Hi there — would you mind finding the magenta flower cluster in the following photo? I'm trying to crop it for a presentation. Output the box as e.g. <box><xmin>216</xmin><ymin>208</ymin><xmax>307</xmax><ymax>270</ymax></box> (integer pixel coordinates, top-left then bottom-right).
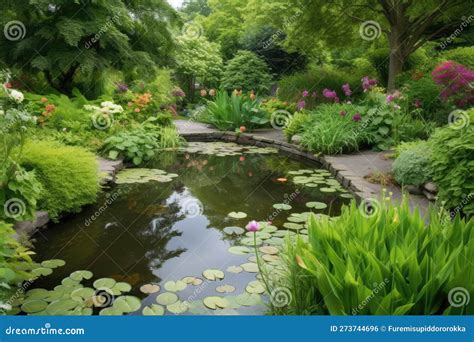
<box><xmin>432</xmin><ymin>61</ymin><xmax>474</xmax><ymax>108</ymax></box>
<box><xmin>322</xmin><ymin>88</ymin><xmax>340</xmax><ymax>103</ymax></box>
<box><xmin>342</xmin><ymin>83</ymin><xmax>352</xmax><ymax>97</ymax></box>
<box><xmin>361</xmin><ymin>76</ymin><xmax>377</xmax><ymax>92</ymax></box>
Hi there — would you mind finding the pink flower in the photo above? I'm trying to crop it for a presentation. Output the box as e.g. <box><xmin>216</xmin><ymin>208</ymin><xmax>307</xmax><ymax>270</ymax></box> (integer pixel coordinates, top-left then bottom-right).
<box><xmin>297</xmin><ymin>100</ymin><xmax>306</xmax><ymax>110</ymax></box>
<box><xmin>246</xmin><ymin>220</ymin><xmax>260</xmax><ymax>232</ymax></box>
<box><xmin>414</xmin><ymin>99</ymin><xmax>422</xmax><ymax>108</ymax></box>
<box><xmin>352</xmin><ymin>113</ymin><xmax>362</xmax><ymax>122</ymax></box>
<box><xmin>302</xmin><ymin>90</ymin><xmax>309</xmax><ymax>97</ymax></box>
<box><xmin>386</xmin><ymin>95</ymin><xmax>395</xmax><ymax>103</ymax></box>
<box><xmin>322</xmin><ymin>88</ymin><xmax>337</xmax><ymax>99</ymax></box>
<box><xmin>339</xmin><ymin>110</ymin><xmax>346</xmax><ymax>117</ymax></box>
<box><xmin>361</xmin><ymin>76</ymin><xmax>377</xmax><ymax>92</ymax></box>
<box><xmin>342</xmin><ymin>83</ymin><xmax>352</xmax><ymax>97</ymax></box>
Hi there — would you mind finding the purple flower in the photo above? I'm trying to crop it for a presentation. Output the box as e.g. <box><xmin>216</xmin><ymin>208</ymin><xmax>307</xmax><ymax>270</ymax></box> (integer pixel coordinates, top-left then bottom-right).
<box><xmin>302</xmin><ymin>90</ymin><xmax>309</xmax><ymax>97</ymax></box>
<box><xmin>352</xmin><ymin>113</ymin><xmax>362</xmax><ymax>122</ymax></box>
<box><xmin>342</xmin><ymin>83</ymin><xmax>352</xmax><ymax>97</ymax></box>
<box><xmin>361</xmin><ymin>76</ymin><xmax>377</xmax><ymax>92</ymax></box>
<box><xmin>116</xmin><ymin>83</ymin><xmax>128</xmax><ymax>93</ymax></box>
<box><xmin>386</xmin><ymin>95</ymin><xmax>395</xmax><ymax>103</ymax></box>
<box><xmin>339</xmin><ymin>110</ymin><xmax>346</xmax><ymax>116</ymax></box>
<box><xmin>322</xmin><ymin>88</ymin><xmax>337</xmax><ymax>99</ymax></box>
<box><xmin>246</xmin><ymin>220</ymin><xmax>260</xmax><ymax>232</ymax></box>
<box><xmin>297</xmin><ymin>100</ymin><xmax>306</xmax><ymax>110</ymax></box>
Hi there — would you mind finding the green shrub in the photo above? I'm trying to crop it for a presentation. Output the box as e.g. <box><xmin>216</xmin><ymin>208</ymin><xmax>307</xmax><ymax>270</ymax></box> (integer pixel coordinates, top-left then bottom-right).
<box><xmin>300</xmin><ymin>104</ymin><xmax>370</xmax><ymax>154</ymax></box>
<box><xmin>284</xmin><ymin>112</ymin><xmax>311</xmax><ymax>142</ymax></box>
<box><xmin>429</xmin><ymin>109</ymin><xmax>474</xmax><ymax>217</ymax></box>
<box><xmin>202</xmin><ymin>90</ymin><xmax>269</xmax><ymax>131</ymax></box>
<box><xmin>20</xmin><ymin>140</ymin><xmax>100</xmax><ymax>220</ymax></box>
<box><xmin>393</xmin><ymin>141</ymin><xmax>432</xmax><ymax>186</ymax></box>
<box><xmin>221</xmin><ymin>51</ymin><xmax>272</xmax><ymax>94</ymax></box>
<box><xmin>438</xmin><ymin>47</ymin><xmax>474</xmax><ymax>68</ymax></box>
<box><xmin>274</xmin><ymin>199</ymin><xmax>474</xmax><ymax>315</ymax></box>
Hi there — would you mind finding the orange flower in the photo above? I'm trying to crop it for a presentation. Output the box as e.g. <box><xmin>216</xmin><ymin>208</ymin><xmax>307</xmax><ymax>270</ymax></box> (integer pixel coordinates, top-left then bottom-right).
<box><xmin>40</xmin><ymin>97</ymin><xmax>48</xmax><ymax>103</ymax></box>
<box><xmin>45</xmin><ymin>104</ymin><xmax>55</xmax><ymax>113</ymax></box>
<box><xmin>249</xmin><ymin>90</ymin><xmax>256</xmax><ymax>101</ymax></box>
<box><xmin>134</xmin><ymin>108</ymin><xmax>141</xmax><ymax>113</ymax></box>
<box><xmin>239</xmin><ymin>126</ymin><xmax>246</xmax><ymax>133</ymax></box>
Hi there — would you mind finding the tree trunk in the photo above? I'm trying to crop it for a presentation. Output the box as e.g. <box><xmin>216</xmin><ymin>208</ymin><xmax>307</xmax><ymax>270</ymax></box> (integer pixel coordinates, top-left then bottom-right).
<box><xmin>44</xmin><ymin>64</ymin><xmax>78</xmax><ymax>95</ymax></box>
<box><xmin>387</xmin><ymin>16</ymin><xmax>406</xmax><ymax>91</ymax></box>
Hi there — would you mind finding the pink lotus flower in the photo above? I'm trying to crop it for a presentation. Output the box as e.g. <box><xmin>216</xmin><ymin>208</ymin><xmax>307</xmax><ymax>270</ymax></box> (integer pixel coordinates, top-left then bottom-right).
<box><xmin>342</xmin><ymin>83</ymin><xmax>352</xmax><ymax>97</ymax></box>
<box><xmin>246</xmin><ymin>220</ymin><xmax>260</xmax><ymax>232</ymax></box>
<box><xmin>302</xmin><ymin>90</ymin><xmax>309</xmax><ymax>97</ymax></box>
<box><xmin>352</xmin><ymin>113</ymin><xmax>362</xmax><ymax>122</ymax></box>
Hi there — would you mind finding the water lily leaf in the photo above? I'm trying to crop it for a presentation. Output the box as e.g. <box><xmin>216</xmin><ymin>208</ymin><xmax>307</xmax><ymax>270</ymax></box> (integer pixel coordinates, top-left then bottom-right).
<box><xmin>156</xmin><ymin>292</ymin><xmax>178</xmax><ymax>306</ymax></box>
<box><xmin>21</xmin><ymin>299</ymin><xmax>48</xmax><ymax>313</ymax></box>
<box><xmin>223</xmin><ymin>226</ymin><xmax>245</xmax><ymax>235</ymax></box>
<box><xmin>203</xmin><ymin>269</ymin><xmax>224</xmax><ymax>281</ymax></box>
<box><xmin>164</xmin><ymin>280</ymin><xmax>187</xmax><ymax>292</ymax></box>
<box><xmin>70</xmin><ymin>270</ymin><xmax>93</xmax><ymax>282</ymax></box>
<box><xmin>266</xmin><ymin>237</ymin><xmax>285</xmax><ymax>246</ymax></box>
<box><xmin>245</xmin><ymin>231</ymin><xmax>271</xmax><ymax>239</ymax></box>
<box><xmin>41</xmin><ymin>259</ymin><xmax>65</xmax><ymax>269</ymax></box>
<box><xmin>140</xmin><ymin>284</ymin><xmax>160</xmax><ymax>294</ymax></box>
<box><xmin>142</xmin><ymin>304</ymin><xmax>164</xmax><ymax>316</ymax></box>
<box><xmin>263</xmin><ymin>254</ymin><xmax>280</xmax><ymax>263</ymax></box>
<box><xmin>340</xmin><ymin>193</ymin><xmax>353</xmax><ymax>199</ymax></box>
<box><xmin>240</xmin><ymin>262</ymin><xmax>259</xmax><ymax>273</ymax></box>
<box><xmin>235</xmin><ymin>293</ymin><xmax>261</xmax><ymax>306</ymax></box>
<box><xmin>182</xmin><ymin>277</ymin><xmax>203</xmax><ymax>286</ymax></box>
<box><xmin>47</xmin><ymin>299</ymin><xmax>80</xmax><ymax>314</ymax></box>
<box><xmin>99</xmin><ymin>307</ymin><xmax>123</xmax><ymax>316</ymax></box>
<box><xmin>25</xmin><ymin>288</ymin><xmax>49</xmax><ymax>300</ymax></box>
<box><xmin>71</xmin><ymin>287</ymin><xmax>95</xmax><ymax>301</ymax></box>
<box><xmin>240</xmin><ymin>237</ymin><xmax>262</xmax><ymax>246</ymax></box>
<box><xmin>203</xmin><ymin>296</ymin><xmax>229</xmax><ymax>310</ymax></box>
<box><xmin>111</xmin><ymin>282</ymin><xmax>132</xmax><ymax>295</ymax></box>
<box><xmin>112</xmin><ymin>296</ymin><xmax>141</xmax><ymax>313</ymax></box>
<box><xmin>93</xmin><ymin>278</ymin><xmax>116</xmax><ymax>290</ymax></box>
<box><xmin>32</xmin><ymin>267</ymin><xmax>53</xmax><ymax>277</ymax></box>
<box><xmin>61</xmin><ymin>277</ymin><xmax>80</xmax><ymax>287</ymax></box>
<box><xmin>226</xmin><ymin>266</ymin><xmax>243</xmax><ymax>274</ymax></box>
<box><xmin>228</xmin><ymin>246</ymin><xmax>250</xmax><ymax>255</ymax></box>
<box><xmin>216</xmin><ymin>285</ymin><xmax>236</xmax><ymax>293</ymax></box>
<box><xmin>306</xmin><ymin>202</ymin><xmax>328</xmax><ymax>209</ymax></box>
<box><xmin>287</xmin><ymin>216</ymin><xmax>307</xmax><ymax>223</ymax></box>
<box><xmin>260</xmin><ymin>224</ymin><xmax>278</xmax><ymax>233</ymax></box>
<box><xmin>227</xmin><ymin>211</ymin><xmax>247</xmax><ymax>219</ymax></box>
<box><xmin>246</xmin><ymin>280</ymin><xmax>266</xmax><ymax>294</ymax></box>
<box><xmin>283</xmin><ymin>222</ymin><xmax>303</xmax><ymax>230</ymax></box>
<box><xmin>259</xmin><ymin>246</ymin><xmax>279</xmax><ymax>255</ymax></box>
<box><xmin>167</xmin><ymin>300</ymin><xmax>189</xmax><ymax>314</ymax></box>
<box><xmin>272</xmin><ymin>203</ymin><xmax>292</xmax><ymax>210</ymax></box>
<box><xmin>248</xmin><ymin>255</ymin><xmax>257</xmax><ymax>263</ymax></box>
<box><xmin>320</xmin><ymin>187</ymin><xmax>337</xmax><ymax>193</ymax></box>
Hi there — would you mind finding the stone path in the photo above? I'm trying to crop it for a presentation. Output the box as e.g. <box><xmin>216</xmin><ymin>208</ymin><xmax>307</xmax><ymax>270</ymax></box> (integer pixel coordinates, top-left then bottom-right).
<box><xmin>174</xmin><ymin>119</ymin><xmax>431</xmax><ymax>216</ymax></box>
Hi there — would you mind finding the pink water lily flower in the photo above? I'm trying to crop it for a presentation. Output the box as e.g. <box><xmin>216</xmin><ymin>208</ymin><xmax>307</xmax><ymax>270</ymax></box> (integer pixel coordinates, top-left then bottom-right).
<box><xmin>246</xmin><ymin>220</ymin><xmax>260</xmax><ymax>232</ymax></box>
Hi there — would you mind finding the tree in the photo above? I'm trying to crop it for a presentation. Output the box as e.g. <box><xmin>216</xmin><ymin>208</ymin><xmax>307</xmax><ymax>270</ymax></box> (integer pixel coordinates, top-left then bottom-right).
<box><xmin>174</xmin><ymin>35</ymin><xmax>223</xmax><ymax>101</ymax></box>
<box><xmin>245</xmin><ymin>0</ymin><xmax>472</xmax><ymax>90</ymax></box>
<box><xmin>0</xmin><ymin>0</ymin><xmax>177</xmax><ymax>95</ymax></box>
<box><xmin>181</xmin><ymin>0</ymin><xmax>211</xmax><ymax>17</ymax></box>
<box><xmin>221</xmin><ymin>50</ymin><xmax>273</xmax><ymax>93</ymax></box>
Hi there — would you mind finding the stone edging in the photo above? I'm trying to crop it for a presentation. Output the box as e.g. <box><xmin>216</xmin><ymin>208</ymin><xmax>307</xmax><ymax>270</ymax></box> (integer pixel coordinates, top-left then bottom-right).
<box><xmin>181</xmin><ymin>131</ymin><xmax>376</xmax><ymax>204</ymax></box>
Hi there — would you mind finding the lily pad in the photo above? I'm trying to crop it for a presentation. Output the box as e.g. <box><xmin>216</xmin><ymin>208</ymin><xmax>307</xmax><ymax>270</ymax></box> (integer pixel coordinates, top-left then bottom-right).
<box><xmin>111</xmin><ymin>282</ymin><xmax>132</xmax><ymax>295</ymax></box>
<box><xmin>47</xmin><ymin>298</ymin><xmax>81</xmax><ymax>314</ymax></box>
<box><xmin>112</xmin><ymin>296</ymin><xmax>141</xmax><ymax>313</ymax></box>
<box><xmin>71</xmin><ymin>287</ymin><xmax>95</xmax><ymax>301</ymax></box>
<box><xmin>306</xmin><ymin>202</ymin><xmax>328</xmax><ymax>210</ymax></box>
<box><xmin>182</xmin><ymin>277</ymin><xmax>203</xmax><ymax>286</ymax></box>
<box><xmin>266</xmin><ymin>237</ymin><xmax>285</xmax><ymax>246</ymax></box>
<box><xmin>223</xmin><ymin>226</ymin><xmax>245</xmax><ymax>235</ymax></box>
<box><xmin>259</xmin><ymin>246</ymin><xmax>279</xmax><ymax>255</ymax></box>
<box><xmin>140</xmin><ymin>284</ymin><xmax>160</xmax><ymax>294</ymax></box>
<box><xmin>203</xmin><ymin>296</ymin><xmax>229</xmax><ymax>310</ymax></box>
<box><xmin>272</xmin><ymin>203</ymin><xmax>292</xmax><ymax>210</ymax></box>
<box><xmin>164</xmin><ymin>280</ymin><xmax>187</xmax><ymax>292</ymax></box>
<box><xmin>263</xmin><ymin>254</ymin><xmax>280</xmax><ymax>263</ymax></box>
<box><xmin>227</xmin><ymin>211</ymin><xmax>247</xmax><ymax>219</ymax></box>
<box><xmin>99</xmin><ymin>307</ymin><xmax>123</xmax><ymax>316</ymax></box>
<box><xmin>235</xmin><ymin>293</ymin><xmax>261</xmax><ymax>306</ymax></box>
<box><xmin>32</xmin><ymin>267</ymin><xmax>53</xmax><ymax>277</ymax></box>
<box><xmin>216</xmin><ymin>285</ymin><xmax>236</xmax><ymax>293</ymax></box>
<box><xmin>203</xmin><ymin>269</ymin><xmax>225</xmax><ymax>281</ymax></box>
<box><xmin>25</xmin><ymin>288</ymin><xmax>49</xmax><ymax>300</ymax></box>
<box><xmin>70</xmin><ymin>270</ymin><xmax>93</xmax><ymax>282</ymax></box>
<box><xmin>167</xmin><ymin>300</ymin><xmax>189</xmax><ymax>314</ymax></box>
<box><xmin>245</xmin><ymin>231</ymin><xmax>271</xmax><ymax>239</ymax></box>
<box><xmin>340</xmin><ymin>193</ymin><xmax>353</xmax><ymax>199</ymax></box>
<box><xmin>156</xmin><ymin>292</ymin><xmax>178</xmax><ymax>306</ymax></box>
<box><xmin>240</xmin><ymin>237</ymin><xmax>262</xmax><ymax>246</ymax></box>
<box><xmin>228</xmin><ymin>246</ymin><xmax>250</xmax><ymax>255</ymax></box>
<box><xmin>283</xmin><ymin>222</ymin><xmax>303</xmax><ymax>230</ymax></box>
<box><xmin>240</xmin><ymin>262</ymin><xmax>259</xmax><ymax>273</ymax></box>
<box><xmin>93</xmin><ymin>278</ymin><xmax>116</xmax><ymax>290</ymax></box>
<box><xmin>320</xmin><ymin>187</ymin><xmax>337</xmax><ymax>193</ymax></box>
<box><xmin>41</xmin><ymin>259</ymin><xmax>65</xmax><ymax>269</ymax></box>
<box><xmin>246</xmin><ymin>280</ymin><xmax>266</xmax><ymax>294</ymax></box>
<box><xmin>21</xmin><ymin>299</ymin><xmax>48</xmax><ymax>313</ymax></box>
<box><xmin>226</xmin><ymin>266</ymin><xmax>243</xmax><ymax>274</ymax></box>
<box><xmin>142</xmin><ymin>304</ymin><xmax>165</xmax><ymax>316</ymax></box>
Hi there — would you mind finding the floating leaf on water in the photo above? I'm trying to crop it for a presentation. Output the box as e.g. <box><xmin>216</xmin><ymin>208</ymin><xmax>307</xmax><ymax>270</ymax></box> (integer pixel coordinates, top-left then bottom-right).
<box><xmin>40</xmin><ymin>259</ymin><xmax>65</xmax><ymax>269</ymax></box>
<box><xmin>266</xmin><ymin>237</ymin><xmax>285</xmax><ymax>246</ymax></box>
<box><xmin>226</xmin><ymin>266</ymin><xmax>243</xmax><ymax>274</ymax></box>
<box><xmin>181</xmin><ymin>277</ymin><xmax>203</xmax><ymax>286</ymax></box>
<box><xmin>99</xmin><ymin>307</ymin><xmax>123</xmax><ymax>316</ymax></box>
<box><xmin>167</xmin><ymin>300</ymin><xmax>189</xmax><ymax>314</ymax></box>
<box><xmin>246</xmin><ymin>280</ymin><xmax>266</xmax><ymax>294</ymax></box>
<box><xmin>240</xmin><ymin>237</ymin><xmax>262</xmax><ymax>246</ymax></box>
<box><xmin>21</xmin><ymin>299</ymin><xmax>48</xmax><ymax>313</ymax></box>
<box><xmin>25</xmin><ymin>288</ymin><xmax>49</xmax><ymax>300</ymax></box>
<box><xmin>143</xmin><ymin>304</ymin><xmax>165</xmax><ymax>316</ymax></box>
<box><xmin>61</xmin><ymin>277</ymin><xmax>80</xmax><ymax>287</ymax></box>
<box><xmin>115</xmin><ymin>168</ymin><xmax>177</xmax><ymax>184</ymax></box>
<box><xmin>112</xmin><ymin>296</ymin><xmax>141</xmax><ymax>313</ymax></box>
<box><xmin>32</xmin><ymin>267</ymin><xmax>53</xmax><ymax>277</ymax></box>
<box><xmin>71</xmin><ymin>287</ymin><xmax>95</xmax><ymax>301</ymax></box>
<box><xmin>305</xmin><ymin>202</ymin><xmax>328</xmax><ymax>210</ymax></box>
<box><xmin>259</xmin><ymin>246</ymin><xmax>279</xmax><ymax>255</ymax></box>
<box><xmin>140</xmin><ymin>284</ymin><xmax>160</xmax><ymax>294</ymax></box>
<box><xmin>240</xmin><ymin>262</ymin><xmax>259</xmax><ymax>273</ymax></box>
<box><xmin>247</xmin><ymin>255</ymin><xmax>257</xmax><ymax>263</ymax></box>
<box><xmin>156</xmin><ymin>292</ymin><xmax>178</xmax><ymax>306</ymax></box>
<box><xmin>69</xmin><ymin>270</ymin><xmax>93</xmax><ymax>282</ymax></box>
<box><xmin>260</xmin><ymin>224</ymin><xmax>278</xmax><ymax>233</ymax></box>
<box><xmin>164</xmin><ymin>280</ymin><xmax>187</xmax><ymax>292</ymax></box>
<box><xmin>203</xmin><ymin>269</ymin><xmax>224</xmax><ymax>281</ymax></box>
<box><xmin>111</xmin><ymin>282</ymin><xmax>132</xmax><ymax>295</ymax></box>
<box><xmin>245</xmin><ymin>231</ymin><xmax>271</xmax><ymax>240</ymax></box>
<box><xmin>216</xmin><ymin>285</ymin><xmax>236</xmax><ymax>293</ymax></box>
<box><xmin>203</xmin><ymin>296</ymin><xmax>229</xmax><ymax>310</ymax></box>
<box><xmin>320</xmin><ymin>187</ymin><xmax>337</xmax><ymax>193</ymax></box>
<box><xmin>287</xmin><ymin>216</ymin><xmax>306</xmax><ymax>223</ymax></box>
<box><xmin>227</xmin><ymin>212</ymin><xmax>247</xmax><ymax>219</ymax></box>
<box><xmin>223</xmin><ymin>226</ymin><xmax>245</xmax><ymax>235</ymax></box>
<box><xmin>272</xmin><ymin>203</ymin><xmax>292</xmax><ymax>210</ymax></box>
<box><xmin>283</xmin><ymin>222</ymin><xmax>303</xmax><ymax>230</ymax></box>
<box><xmin>93</xmin><ymin>278</ymin><xmax>116</xmax><ymax>290</ymax></box>
<box><xmin>228</xmin><ymin>246</ymin><xmax>250</xmax><ymax>255</ymax></box>
<box><xmin>47</xmin><ymin>298</ymin><xmax>81</xmax><ymax>314</ymax></box>
<box><xmin>262</xmin><ymin>254</ymin><xmax>279</xmax><ymax>263</ymax></box>
<box><xmin>235</xmin><ymin>293</ymin><xmax>262</xmax><ymax>306</ymax></box>
<box><xmin>340</xmin><ymin>193</ymin><xmax>353</xmax><ymax>199</ymax></box>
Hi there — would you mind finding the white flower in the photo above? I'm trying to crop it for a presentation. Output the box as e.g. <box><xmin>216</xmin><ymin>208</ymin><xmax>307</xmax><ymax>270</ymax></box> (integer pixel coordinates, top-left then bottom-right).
<box><xmin>9</xmin><ymin>89</ymin><xmax>24</xmax><ymax>103</ymax></box>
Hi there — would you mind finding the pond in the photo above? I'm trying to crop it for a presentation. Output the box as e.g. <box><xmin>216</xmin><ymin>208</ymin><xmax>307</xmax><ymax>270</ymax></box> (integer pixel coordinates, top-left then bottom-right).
<box><xmin>29</xmin><ymin>142</ymin><xmax>352</xmax><ymax>316</ymax></box>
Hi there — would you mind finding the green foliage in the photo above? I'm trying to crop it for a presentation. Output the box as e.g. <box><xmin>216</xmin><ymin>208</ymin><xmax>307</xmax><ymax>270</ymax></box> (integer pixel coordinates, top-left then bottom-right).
<box><xmin>429</xmin><ymin>110</ymin><xmax>474</xmax><ymax>217</ymax></box>
<box><xmin>202</xmin><ymin>90</ymin><xmax>269</xmax><ymax>131</ymax></box>
<box><xmin>156</xmin><ymin>126</ymin><xmax>185</xmax><ymax>149</ymax></box>
<box><xmin>438</xmin><ymin>47</ymin><xmax>474</xmax><ymax>68</ymax></box>
<box><xmin>393</xmin><ymin>141</ymin><xmax>433</xmax><ymax>186</ymax></box>
<box><xmin>283</xmin><ymin>112</ymin><xmax>311</xmax><ymax>142</ymax></box>
<box><xmin>221</xmin><ymin>51</ymin><xmax>272</xmax><ymax>94</ymax></box>
<box><xmin>260</xmin><ymin>98</ymin><xmax>297</xmax><ymax>116</ymax></box>
<box><xmin>300</xmin><ymin>104</ymin><xmax>369</xmax><ymax>154</ymax></box>
<box><xmin>20</xmin><ymin>140</ymin><xmax>100</xmax><ymax>220</ymax></box>
<box><xmin>276</xmin><ymin>199</ymin><xmax>474</xmax><ymax>315</ymax></box>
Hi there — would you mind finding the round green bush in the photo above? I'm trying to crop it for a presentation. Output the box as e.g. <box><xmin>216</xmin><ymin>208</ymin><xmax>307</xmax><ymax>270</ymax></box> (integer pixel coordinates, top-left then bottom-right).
<box><xmin>20</xmin><ymin>140</ymin><xmax>100</xmax><ymax>219</ymax></box>
<box><xmin>438</xmin><ymin>46</ymin><xmax>474</xmax><ymax>68</ymax></box>
<box><xmin>393</xmin><ymin>141</ymin><xmax>433</xmax><ymax>186</ymax></box>
<box><xmin>221</xmin><ymin>50</ymin><xmax>272</xmax><ymax>94</ymax></box>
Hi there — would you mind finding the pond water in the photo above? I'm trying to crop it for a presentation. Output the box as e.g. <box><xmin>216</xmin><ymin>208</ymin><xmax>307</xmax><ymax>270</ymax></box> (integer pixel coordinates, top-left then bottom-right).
<box><xmin>30</xmin><ymin>142</ymin><xmax>352</xmax><ymax>316</ymax></box>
